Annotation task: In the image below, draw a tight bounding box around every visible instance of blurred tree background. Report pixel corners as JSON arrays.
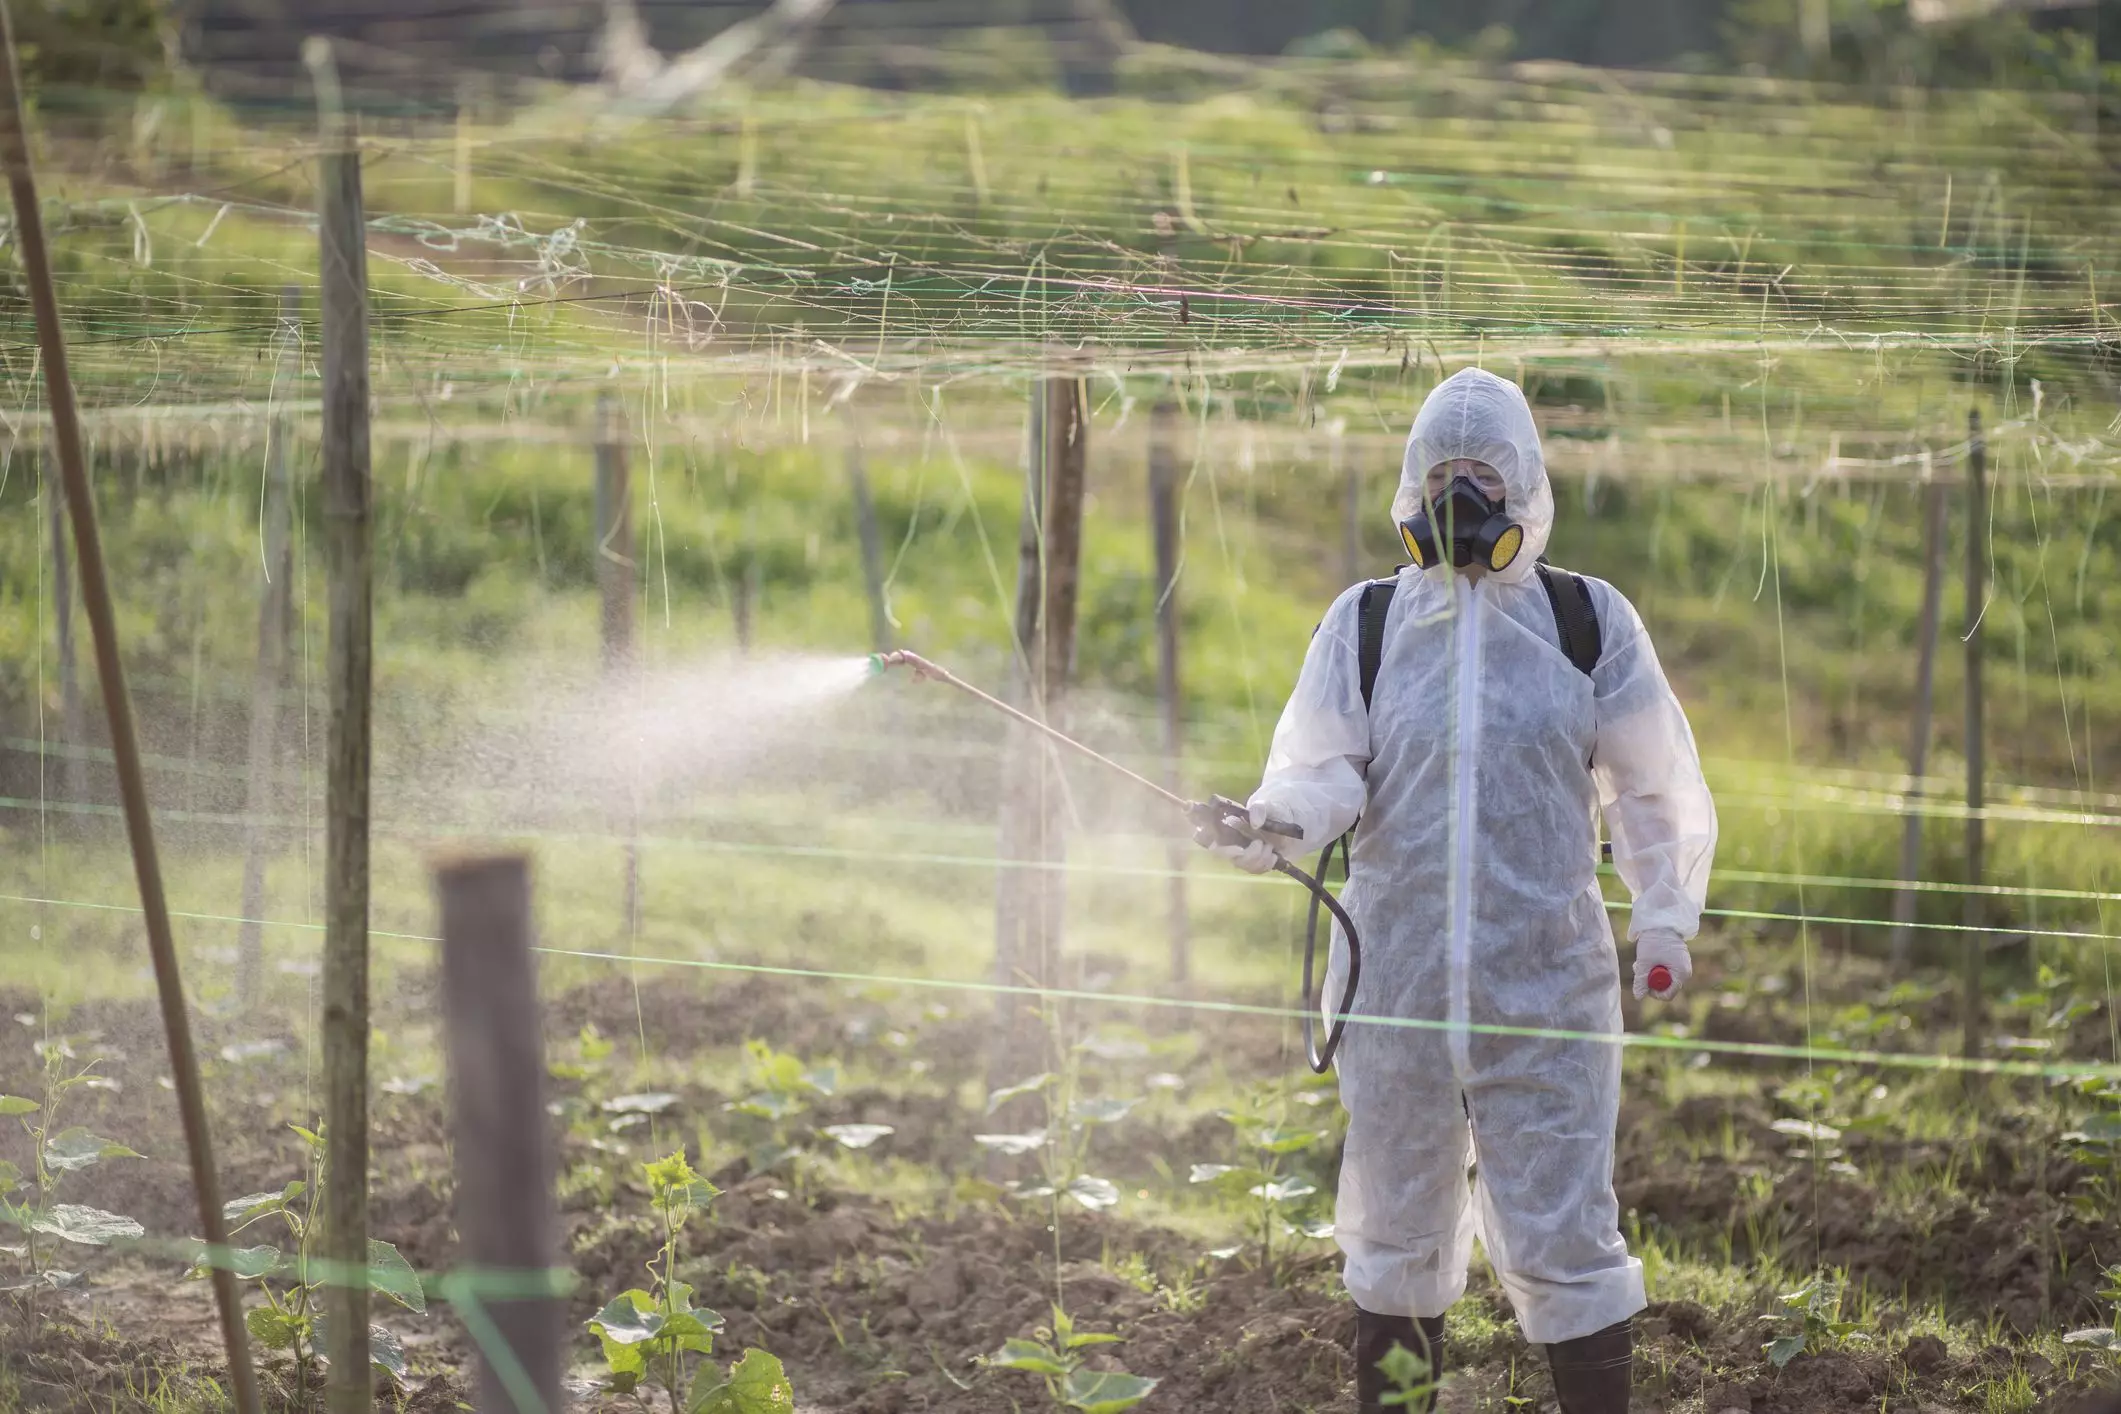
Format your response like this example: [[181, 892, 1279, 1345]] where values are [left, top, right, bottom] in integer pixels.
[[13, 1, 2120, 115]]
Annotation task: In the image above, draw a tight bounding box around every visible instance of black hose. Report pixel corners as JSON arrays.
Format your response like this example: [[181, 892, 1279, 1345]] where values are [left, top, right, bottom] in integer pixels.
[[1284, 839, 1361, 1075]]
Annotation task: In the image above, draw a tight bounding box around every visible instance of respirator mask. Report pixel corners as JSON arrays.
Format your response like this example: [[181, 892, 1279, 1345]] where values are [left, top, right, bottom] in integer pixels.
[[1397, 473, 1524, 573]]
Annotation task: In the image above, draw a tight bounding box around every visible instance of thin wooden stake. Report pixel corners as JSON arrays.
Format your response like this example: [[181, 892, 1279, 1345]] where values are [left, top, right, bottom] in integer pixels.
[[848, 439, 892, 653], [1148, 399, 1189, 982], [1961, 408, 1987, 1067], [0, 11, 260, 1410], [436, 854, 564, 1414], [238, 287, 299, 1010], [45, 445, 86, 808], [312, 37, 375, 1406], [1890, 463, 1948, 966]]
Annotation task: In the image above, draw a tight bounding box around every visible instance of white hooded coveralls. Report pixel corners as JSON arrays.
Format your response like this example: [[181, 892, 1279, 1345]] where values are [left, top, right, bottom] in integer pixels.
[[1249, 369, 1716, 1345]]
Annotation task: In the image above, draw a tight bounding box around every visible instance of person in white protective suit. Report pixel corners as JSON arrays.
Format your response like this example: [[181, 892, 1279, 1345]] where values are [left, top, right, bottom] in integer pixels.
[[1206, 368, 1716, 1414]]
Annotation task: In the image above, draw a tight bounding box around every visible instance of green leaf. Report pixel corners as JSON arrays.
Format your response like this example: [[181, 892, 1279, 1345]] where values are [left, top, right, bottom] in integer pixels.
[[689, 1348, 796, 1414], [43, 1129, 142, 1173], [0, 1160, 19, 1195], [2062, 1328, 2121, 1349], [662, 1307, 725, 1356], [590, 1291, 664, 1346], [0, 1096, 37, 1116], [1250, 1176, 1318, 1204], [974, 1131, 1047, 1157], [30, 1204, 144, 1246], [729, 1093, 794, 1121], [602, 1092, 680, 1116], [246, 1305, 308, 1351], [1061, 1367, 1159, 1413], [1765, 1334, 1808, 1368], [986, 1072, 1056, 1115], [1254, 1126, 1323, 1155], [289, 1124, 325, 1149], [1375, 1340, 1434, 1391], [186, 1243, 283, 1281], [1064, 1176, 1121, 1211], [1188, 1163, 1237, 1184], [1068, 1098, 1142, 1126], [803, 1065, 838, 1098], [222, 1190, 289, 1224], [1284, 1217, 1337, 1240], [1064, 1331, 1124, 1351], [369, 1324, 407, 1379], [987, 1338, 1070, 1375], [367, 1238, 427, 1313], [820, 1123, 893, 1150]]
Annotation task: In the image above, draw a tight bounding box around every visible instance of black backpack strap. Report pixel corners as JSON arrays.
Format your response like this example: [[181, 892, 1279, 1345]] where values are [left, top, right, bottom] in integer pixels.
[[1357, 577, 1398, 710], [1535, 564, 1602, 679]]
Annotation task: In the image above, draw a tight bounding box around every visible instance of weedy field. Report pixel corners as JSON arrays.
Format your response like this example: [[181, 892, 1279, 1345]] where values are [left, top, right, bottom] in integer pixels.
[[2, 25, 2121, 1414]]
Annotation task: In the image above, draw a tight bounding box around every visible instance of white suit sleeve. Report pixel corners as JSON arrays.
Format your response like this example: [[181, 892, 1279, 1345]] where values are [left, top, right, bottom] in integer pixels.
[[1246, 587, 1372, 852], [1587, 584, 1716, 943]]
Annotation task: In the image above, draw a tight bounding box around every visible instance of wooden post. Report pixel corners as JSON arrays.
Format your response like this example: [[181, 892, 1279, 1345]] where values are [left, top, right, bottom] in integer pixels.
[[0, 12, 262, 1410], [594, 393, 639, 935], [1889, 464, 1949, 965], [238, 288, 299, 1010], [314, 52, 375, 1407], [1961, 408, 1987, 1066], [45, 445, 87, 808], [435, 855, 564, 1414], [848, 440, 892, 653], [1028, 373, 1088, 990], [594, 393, 635, 671], [1148, 399, 1189, 982]]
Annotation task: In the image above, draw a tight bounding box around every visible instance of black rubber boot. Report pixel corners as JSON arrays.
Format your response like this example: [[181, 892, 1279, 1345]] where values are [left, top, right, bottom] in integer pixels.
[[1354, 1308, 1447, 1413], [1545, 1318, 1633, 1414]]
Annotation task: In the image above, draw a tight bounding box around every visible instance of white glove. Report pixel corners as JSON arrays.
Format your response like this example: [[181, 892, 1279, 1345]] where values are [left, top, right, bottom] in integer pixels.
[[1632, 930, 1692, 1001], [1206, 802, 1291, 876]]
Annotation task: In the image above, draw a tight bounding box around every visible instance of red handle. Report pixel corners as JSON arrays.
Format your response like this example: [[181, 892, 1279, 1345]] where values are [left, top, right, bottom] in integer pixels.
[[1646, 964, 1673, 995]]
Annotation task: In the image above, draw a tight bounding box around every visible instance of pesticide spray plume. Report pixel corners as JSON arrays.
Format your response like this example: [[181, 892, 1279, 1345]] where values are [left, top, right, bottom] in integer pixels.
[[869, 650, 1188, 812], [870, 648, 1360, 1072]]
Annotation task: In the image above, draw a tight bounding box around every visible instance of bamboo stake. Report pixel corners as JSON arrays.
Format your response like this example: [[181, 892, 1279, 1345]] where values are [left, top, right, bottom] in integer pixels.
[[310, 36, 375, 1410], [0, 10, 261, 1410]]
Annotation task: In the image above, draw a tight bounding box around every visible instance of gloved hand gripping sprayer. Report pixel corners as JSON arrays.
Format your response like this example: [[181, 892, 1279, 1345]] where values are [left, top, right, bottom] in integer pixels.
[[871, 651, 1362, 1072]]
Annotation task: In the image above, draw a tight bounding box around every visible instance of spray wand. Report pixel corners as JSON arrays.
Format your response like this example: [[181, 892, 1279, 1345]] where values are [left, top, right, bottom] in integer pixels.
[[871, 650, 1362, 1073]]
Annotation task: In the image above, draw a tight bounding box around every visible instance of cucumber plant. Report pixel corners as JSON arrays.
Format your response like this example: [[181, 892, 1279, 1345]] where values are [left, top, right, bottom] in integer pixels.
[[1763, 1273, 1869, 1367], [1187, 1102, 1331, 1283], [188, 1121, 425, 1392], [972, 1035, 1141, 1214], [587, 1150, 795, 1414], [0, 1035, 144, 1294], [984, 1304, 1158, 1413]]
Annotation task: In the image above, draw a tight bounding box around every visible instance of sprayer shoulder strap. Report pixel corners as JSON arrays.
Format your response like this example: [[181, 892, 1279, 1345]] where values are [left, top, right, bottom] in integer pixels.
[[1534, 563, 1604, 680], [1353, 566, 1601, 710]]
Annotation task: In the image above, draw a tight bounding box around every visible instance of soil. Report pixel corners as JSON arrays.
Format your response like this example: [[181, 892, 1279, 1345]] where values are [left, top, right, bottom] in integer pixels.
[[4, 975, 2118, 1413]]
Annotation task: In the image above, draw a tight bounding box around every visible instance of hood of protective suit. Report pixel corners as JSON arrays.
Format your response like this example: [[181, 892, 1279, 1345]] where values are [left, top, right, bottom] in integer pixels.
[[1390, 368, 1555, 585]]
